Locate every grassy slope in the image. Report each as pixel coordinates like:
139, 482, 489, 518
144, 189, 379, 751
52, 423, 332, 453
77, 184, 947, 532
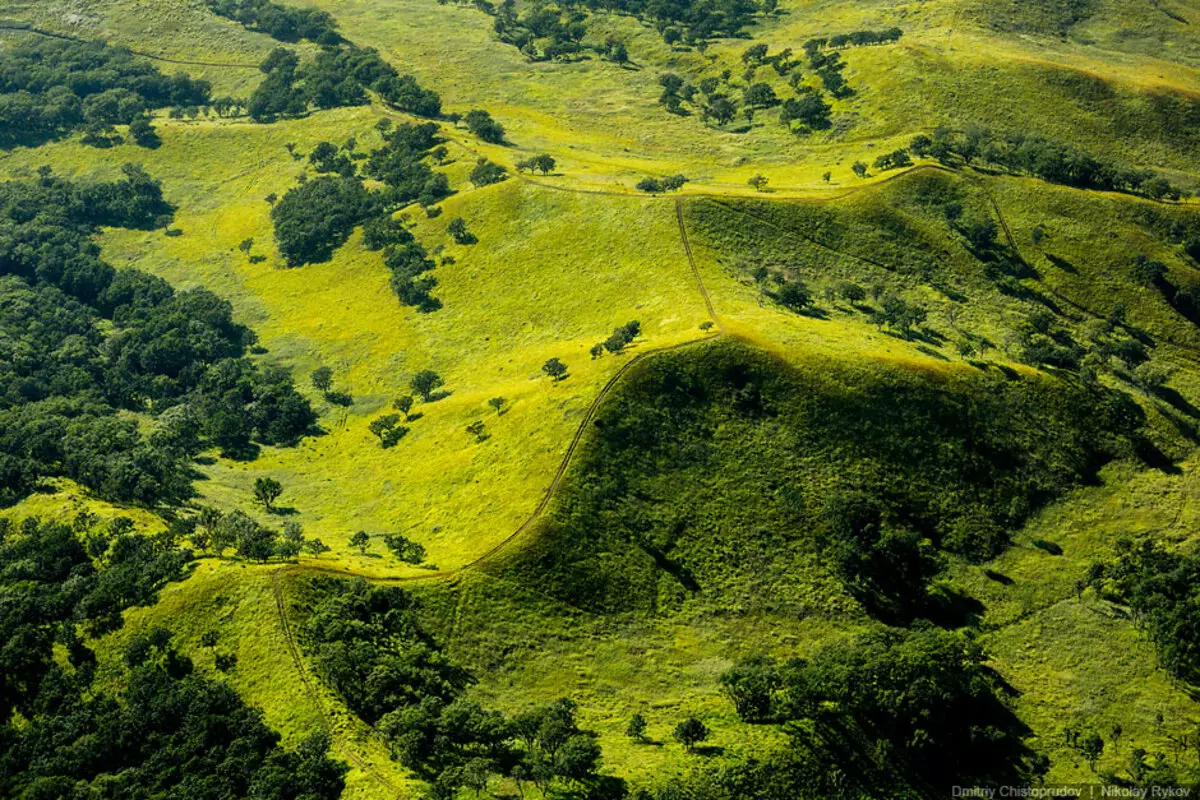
2, 0, 1200, 795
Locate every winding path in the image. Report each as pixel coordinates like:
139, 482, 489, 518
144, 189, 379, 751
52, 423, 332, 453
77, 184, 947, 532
268, 200, 723, 796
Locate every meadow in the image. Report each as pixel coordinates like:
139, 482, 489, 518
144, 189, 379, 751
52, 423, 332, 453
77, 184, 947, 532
3, 0, 1200, 795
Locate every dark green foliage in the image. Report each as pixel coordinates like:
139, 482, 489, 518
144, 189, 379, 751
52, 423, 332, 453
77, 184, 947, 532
247, 43, 441, 122
2, 606, 345, 799
542, 358, 568, 381
1089, 539, 1200, 685
0, 171, 314, 506
411, 370, 445, 401
869, 295, 927, 338
309, 141, 356, 177
594, 320, 641, 355
636, 175, 688, 193
774, 279, 812, 311
718, 627, 1036, 794
465, 109, 506, 143
914, 125, 1186, 199
470, 158, 508, 187
490, 340, 1143, 616
490, 3, 588, 61
205, 0, 342, 44
271, 176, 380, 266
779, 90, 832, 132
673, 717, 709, 752
0, 39, 211, 149
384, 533, 427, 564
516, 153, 557, 174
872, 148, 913, 171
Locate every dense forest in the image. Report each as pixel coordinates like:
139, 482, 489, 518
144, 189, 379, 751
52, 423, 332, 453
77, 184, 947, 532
0, 39, 212, 148
0, 516, 346, 798
0, 168, 314, 506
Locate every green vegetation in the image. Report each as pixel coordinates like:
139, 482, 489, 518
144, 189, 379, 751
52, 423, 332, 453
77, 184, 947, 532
0, 168, 313, 506
2, 0, 1200, 795
0, 39, 211, 149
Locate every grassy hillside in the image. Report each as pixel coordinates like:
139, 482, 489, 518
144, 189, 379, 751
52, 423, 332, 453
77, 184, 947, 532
2, 0, 1200, 796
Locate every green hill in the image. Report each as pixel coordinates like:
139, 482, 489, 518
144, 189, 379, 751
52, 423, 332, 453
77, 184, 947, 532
2, 0, 1200, 797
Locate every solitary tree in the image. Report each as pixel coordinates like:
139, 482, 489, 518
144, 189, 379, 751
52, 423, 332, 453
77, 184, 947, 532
393, 395, 414, 419
303, 538, 331, 557
748, 174, 769, 192
466, 421, 488, 442
673, 717, 709, 753
852, 161, 868, 178
488, 396, 506, 414
411, 370, 444, 401
1079, 731, 1105, 772
350, 530, 371, 553
254, 477, 283, 511
542, 358, 568, 381
311, 366, 334, 394
446, 216, 472, 244
626, 714, 648, 743
822, 171, 832, 183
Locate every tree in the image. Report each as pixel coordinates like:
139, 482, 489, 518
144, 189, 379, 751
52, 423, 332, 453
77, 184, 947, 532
350, 530, 371, 554
470, 158, 507, 187
673, 717, 709, 752
465, 421, 488, 442
748, 174, 769, 192
822, 171, 832, 182
311, 367, 334, 395
465, 109, 505, 143
744, 83, 778, 108
411, 370, 444, 401
446, 216, 472, 244
383, 533, 426, 564
368, 414, 407, 447
303, 538, 331, 557
542, 358, 568, 381
1079, 731, 1105, 772
837, 281, 866, 304
488, 397, 506, 414
852, 161, 868, 178
776, 280, 812, 311
626, 714, 648, 742
277, 520, 304, 559
706, 96, 736, 125
393, 395, 414, 419
254, 477, 284, 511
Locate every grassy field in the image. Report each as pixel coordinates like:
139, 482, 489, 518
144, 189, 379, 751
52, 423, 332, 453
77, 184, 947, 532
4, 0, 1200, 795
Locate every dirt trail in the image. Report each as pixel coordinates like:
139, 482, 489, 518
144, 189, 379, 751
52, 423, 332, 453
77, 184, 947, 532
0, 23, 260, 68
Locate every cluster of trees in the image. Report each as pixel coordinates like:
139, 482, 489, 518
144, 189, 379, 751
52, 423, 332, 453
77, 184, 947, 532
0, 168, 315, 507
179, 509, 329, 561
0, 38, 212, 148
589, 321, 642, 357
0, 513, 346, 798
1089, 538, 1200, 686
462, 0, 769, 52
516, 153, 557, 174
247, 45, 442, 122
470, 157, 509, 187
636, 174, 688, 193
807, 27, 903, 51
299, 579, 612, 796
872, 147, 913, 172
869, 294, 928, 338
271, 123, 450, 309
911, 125, 1188, 200
464, 109, 506, 143
710, 628, 1039, 795
802, 39, 852, 98
205, 0, 342, 44
490, 0, 589, 61
656, 43, 840, 135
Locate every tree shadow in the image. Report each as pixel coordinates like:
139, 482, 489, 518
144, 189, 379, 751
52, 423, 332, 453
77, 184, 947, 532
325, 391, 354, 407
1044, 253, 1079, 274
268, 506, 299, 516
984, 568, 1015, 586
915, 345, 950, 361
693, 745, 726, 757
425, 390, 452, 403
219, 442, 261, 462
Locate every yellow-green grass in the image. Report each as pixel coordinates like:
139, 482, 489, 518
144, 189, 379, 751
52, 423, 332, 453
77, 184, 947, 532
92, 560, 420, 800
0, 106, 725, 571
961, 456, 1200, 782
